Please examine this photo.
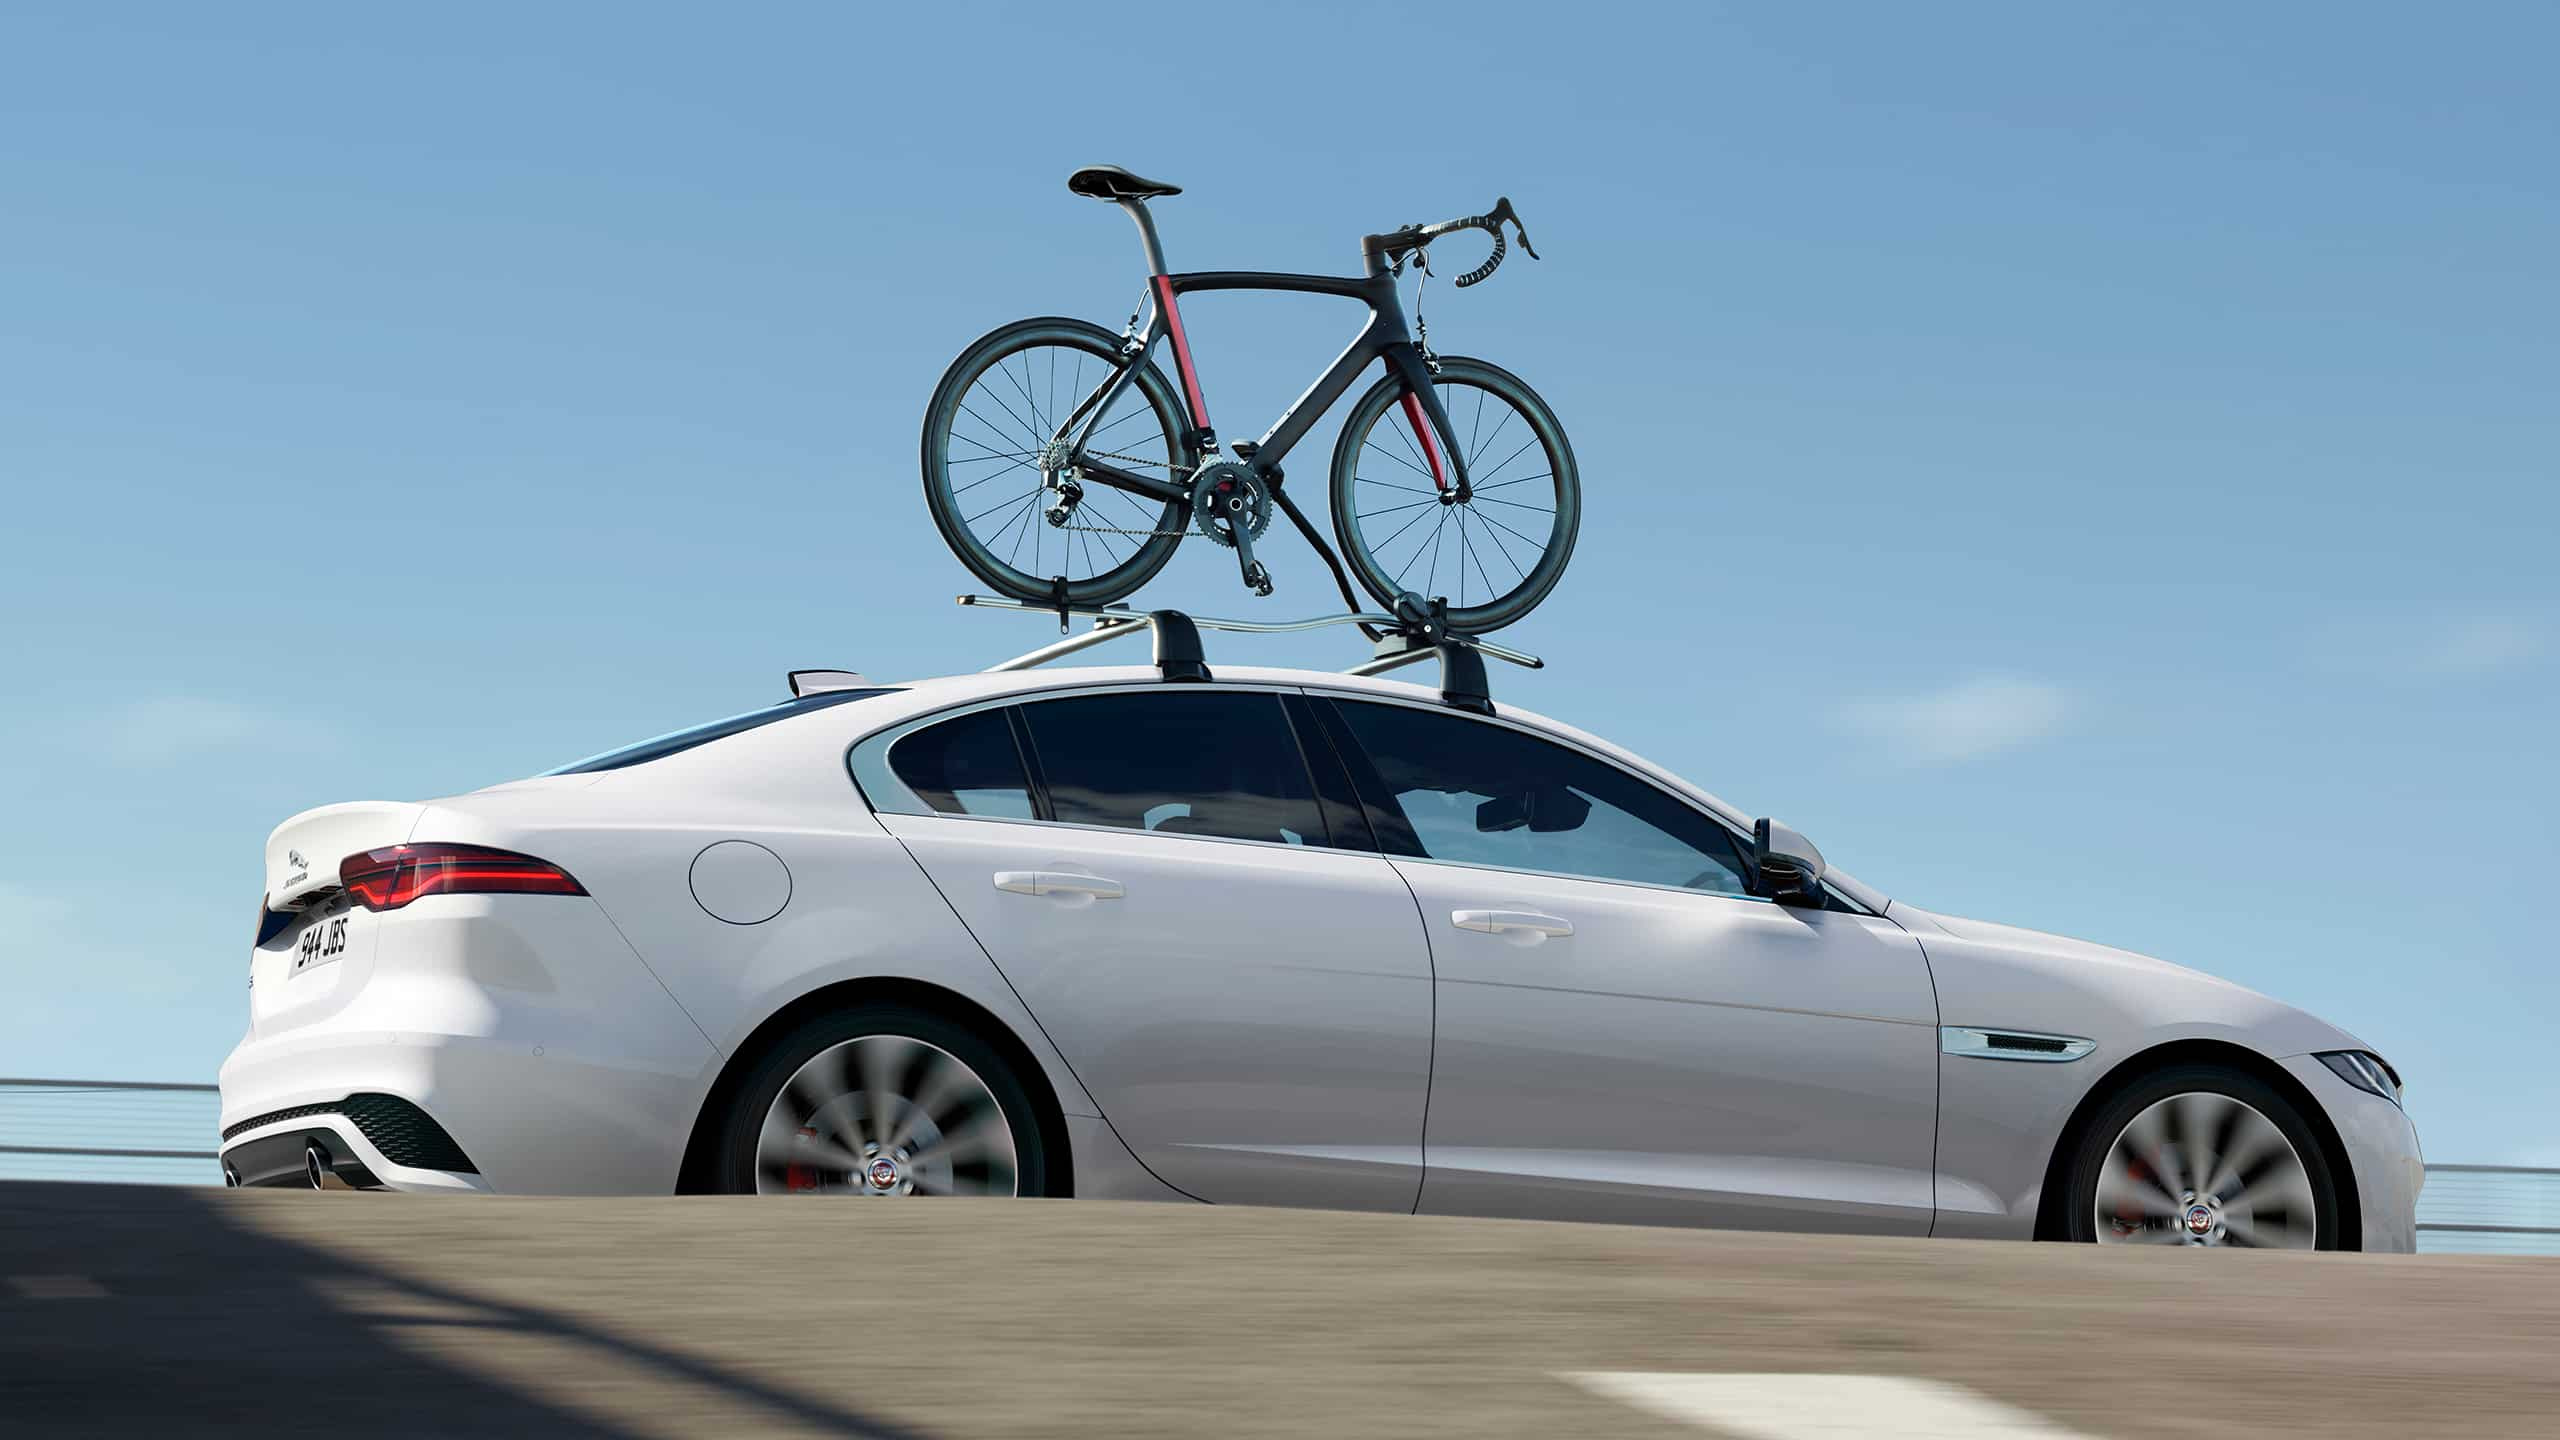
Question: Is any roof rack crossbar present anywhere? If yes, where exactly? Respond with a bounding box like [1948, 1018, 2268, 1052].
[957, 594, 1541, 709]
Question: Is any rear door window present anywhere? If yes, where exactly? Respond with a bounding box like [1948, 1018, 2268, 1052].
[879, 707, 1037, 820]
[1016, 691, 1328, 847]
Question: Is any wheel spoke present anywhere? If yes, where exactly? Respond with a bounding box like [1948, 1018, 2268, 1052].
[1362, 437, 1441, 485]
[958, 397, 1041, 455]
[855, 1036, 921, 1152]
[1473, 506, 1553, 559]
[903, 1111, 1010, 1179]
[2116, 1102, 2186, 1198]
[1356, 476, 1442, 496]
[1469, 506, 1532, 579]
[2095, 1166, 2180, 1222]
[2202, 1107, 2290, 1200]
[1474, 432, 1540, 485]
[1364, 496, 1441, 565]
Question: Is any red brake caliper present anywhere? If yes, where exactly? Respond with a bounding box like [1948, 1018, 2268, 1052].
[786, 1125, 819, 1192]
[1399, 391, 1449, 492]
[2116, 1156, 2151, 1230]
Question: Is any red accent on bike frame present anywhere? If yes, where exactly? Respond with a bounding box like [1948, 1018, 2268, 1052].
[1399, 390, 1449, 492]
[1151, 275, 1211, 432]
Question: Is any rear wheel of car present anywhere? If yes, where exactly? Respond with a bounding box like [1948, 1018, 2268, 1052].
[715, 1004, 1051, 1198]
[2063, 1063, 2341, 1248]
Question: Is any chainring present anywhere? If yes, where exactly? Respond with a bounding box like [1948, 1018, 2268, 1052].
[1189, 461, 1273, 549]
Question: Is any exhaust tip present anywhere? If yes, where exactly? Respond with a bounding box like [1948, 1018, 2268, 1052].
[304, 1142, 329, 1191]
[222, 1165, 241, 1188]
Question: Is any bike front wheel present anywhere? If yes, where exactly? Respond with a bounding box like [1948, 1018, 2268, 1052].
[920, 316, 1197, 607]
[1328, 357, 1579, 634]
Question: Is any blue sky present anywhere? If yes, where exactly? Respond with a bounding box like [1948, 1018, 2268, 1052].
[3, 3, 2552, 1165]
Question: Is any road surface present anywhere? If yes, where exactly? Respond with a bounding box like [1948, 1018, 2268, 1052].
[1, 1181, 2552, 1437]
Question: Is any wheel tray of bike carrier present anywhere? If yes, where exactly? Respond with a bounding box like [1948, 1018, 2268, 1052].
[952, 594, 1540, 715]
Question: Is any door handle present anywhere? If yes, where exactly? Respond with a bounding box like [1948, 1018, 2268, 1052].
[1451, 909, 1573, 938]
[993, 870, 1125, 899]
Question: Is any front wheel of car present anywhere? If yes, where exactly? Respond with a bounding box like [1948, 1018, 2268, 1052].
[2062, 1064, 2342, 1249]
[716, 1004, 1051, 1198]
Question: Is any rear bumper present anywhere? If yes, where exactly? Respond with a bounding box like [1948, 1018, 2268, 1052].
[219, 1093, 481, 1191]
[2283, 1053, 2424, 1253]
[220, 894, 720, 1195]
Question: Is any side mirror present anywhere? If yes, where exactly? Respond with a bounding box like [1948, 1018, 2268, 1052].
[1753, 818, 1826, 906]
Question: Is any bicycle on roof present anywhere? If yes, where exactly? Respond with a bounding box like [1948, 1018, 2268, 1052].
[920, 164, 1580, 635]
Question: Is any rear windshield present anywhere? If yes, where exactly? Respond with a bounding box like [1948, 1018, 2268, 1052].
[543, 688, 899, 775]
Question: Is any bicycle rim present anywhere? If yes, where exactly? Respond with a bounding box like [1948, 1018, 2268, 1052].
[921, 319, 1191, 606]
[1331, 359, 1578, 633]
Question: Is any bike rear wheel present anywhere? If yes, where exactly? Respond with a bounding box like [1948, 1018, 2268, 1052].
[920, 317, 1196, 606]
[1328, 356, 1579, 634]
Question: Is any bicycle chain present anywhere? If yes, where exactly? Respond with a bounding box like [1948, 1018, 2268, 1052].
[1046, 449, 1201, 540]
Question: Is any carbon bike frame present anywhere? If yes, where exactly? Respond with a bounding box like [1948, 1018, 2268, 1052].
[1047, 198, 1474, 512]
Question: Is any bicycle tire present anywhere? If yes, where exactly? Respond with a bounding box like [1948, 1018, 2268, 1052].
[920, 317, 1197, 607]
[1327, 356, 1579, 633]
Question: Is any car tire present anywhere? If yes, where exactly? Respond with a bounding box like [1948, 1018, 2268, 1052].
[715, 1003, 1053, 1198]
[2062, 1063, 2343, 1248]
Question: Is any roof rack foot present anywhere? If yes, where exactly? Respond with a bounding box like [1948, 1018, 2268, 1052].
[1150, 610, 1211, 682]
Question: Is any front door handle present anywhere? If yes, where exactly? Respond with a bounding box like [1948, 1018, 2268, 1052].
[994, 870, 1125, 899]
[1451, 909, 1573, 938]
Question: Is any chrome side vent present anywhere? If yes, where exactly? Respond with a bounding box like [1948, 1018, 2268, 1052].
[1941, 1026, 2095, 1063]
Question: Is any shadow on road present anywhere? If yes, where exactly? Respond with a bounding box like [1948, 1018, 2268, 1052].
[0, 1182, 926, 1438]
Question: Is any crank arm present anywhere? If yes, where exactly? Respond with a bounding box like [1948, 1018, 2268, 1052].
[1230, 512, 1273, 596]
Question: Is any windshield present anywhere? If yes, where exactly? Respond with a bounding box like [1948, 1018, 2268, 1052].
[543, 688, 899, 775]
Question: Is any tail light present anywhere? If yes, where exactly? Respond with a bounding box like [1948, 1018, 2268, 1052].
[338, 844, 587, 912]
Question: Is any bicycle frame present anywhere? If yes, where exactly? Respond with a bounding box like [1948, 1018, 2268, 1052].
[1049, 198, 1474, 510]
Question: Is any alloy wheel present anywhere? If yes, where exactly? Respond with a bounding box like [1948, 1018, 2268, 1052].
[2094, 1090, 2319, 1248]
[754, 1034, 1021, 1197]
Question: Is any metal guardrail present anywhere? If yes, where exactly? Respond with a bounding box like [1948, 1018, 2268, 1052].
[2414, 1163, 2560, 1254]
[4, 1077, 2556, 1251]
[0, 1077, 221, 1186]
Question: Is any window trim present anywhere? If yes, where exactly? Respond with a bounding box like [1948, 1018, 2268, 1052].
[846, 683, 1386, 860]
[1300, 686, 1870, 914]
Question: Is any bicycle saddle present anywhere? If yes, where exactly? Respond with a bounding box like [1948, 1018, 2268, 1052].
[1067, 165, 1182, 201]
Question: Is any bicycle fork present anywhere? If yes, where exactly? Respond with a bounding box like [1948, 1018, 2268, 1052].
[1387, 342, 1472, 502]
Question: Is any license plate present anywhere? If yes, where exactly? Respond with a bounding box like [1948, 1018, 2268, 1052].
[292, 898, 357, 975]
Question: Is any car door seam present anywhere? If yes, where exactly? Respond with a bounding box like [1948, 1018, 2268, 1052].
[1382, 855, 1439, 1217]
[877, 828, 1216, 1203]
[1881, 904, 1949, 1239]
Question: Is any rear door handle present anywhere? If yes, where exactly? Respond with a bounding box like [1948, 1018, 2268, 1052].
[993, 870, 1125, 899]
[1451, 909, 1573, 938]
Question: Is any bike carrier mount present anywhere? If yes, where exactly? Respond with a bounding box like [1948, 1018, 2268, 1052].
[955, 594, 1542, 715]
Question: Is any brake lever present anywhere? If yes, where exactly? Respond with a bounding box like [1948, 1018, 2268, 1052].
[1487, 196, 1538, 260]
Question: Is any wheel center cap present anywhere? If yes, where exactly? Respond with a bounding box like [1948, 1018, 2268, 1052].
[867, 1157, 901, 1191]
[2185, 1202, 2216, 1236]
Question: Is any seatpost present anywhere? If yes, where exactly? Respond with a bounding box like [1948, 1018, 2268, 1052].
[1118, 199, 1169, 276]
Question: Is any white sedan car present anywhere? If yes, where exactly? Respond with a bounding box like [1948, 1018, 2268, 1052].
[220, 652, 2422, 1250]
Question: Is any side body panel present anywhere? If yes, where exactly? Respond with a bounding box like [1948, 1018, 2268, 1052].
[1403, 862, 1942, 1234]
[883, 811, 1435, 1212]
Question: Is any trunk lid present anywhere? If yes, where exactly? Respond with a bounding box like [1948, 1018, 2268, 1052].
[252, 802, 424, 1034]
[263, 802, 425, 908]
